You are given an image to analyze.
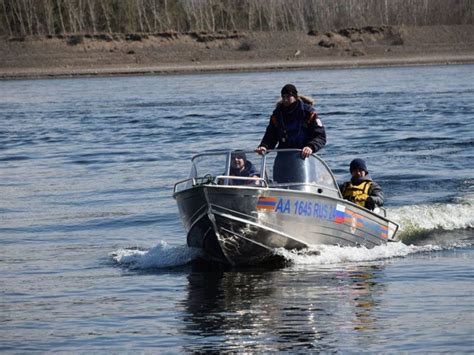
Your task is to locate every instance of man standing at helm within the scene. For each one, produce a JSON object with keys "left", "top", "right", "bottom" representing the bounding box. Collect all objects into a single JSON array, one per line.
[{"left": 256, "top": 84, "right": 326, "bottom": 158}]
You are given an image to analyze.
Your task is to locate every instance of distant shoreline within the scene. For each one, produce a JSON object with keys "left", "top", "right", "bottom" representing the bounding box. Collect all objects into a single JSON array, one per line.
[
  {"left": 0, "top": 56, "right": 474, "bottom": 80},
  {"left": 2, "top": 55, "right": 474, "bottom": 80},
  {"left": 2, "top": 25, "right": 473, "bottom": 80}
]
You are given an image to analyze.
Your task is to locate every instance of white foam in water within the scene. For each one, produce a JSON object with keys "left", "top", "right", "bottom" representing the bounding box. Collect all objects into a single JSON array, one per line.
[
  {"left": 112, "top": 241, "right": 202, "bottom": 269},
  {"left": 390, "top": 203, "right": 473, "bottom": 233},
  {"left": 112, "top": 200, "right": 472, "bottom": 269},
  {"left": 276, "top": 199, "right": 473, "bottom": 266},
  {"left": 455, "top": 189, "right": 474, "bottom": 205},
  {"left": 275, "top": 242, "right": 442, "bottom": 266}
]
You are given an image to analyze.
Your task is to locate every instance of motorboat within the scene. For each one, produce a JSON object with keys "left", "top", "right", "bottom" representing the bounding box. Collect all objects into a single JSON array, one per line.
[{"left": 173, "top": 149, "right": 399, "bottom": 266}]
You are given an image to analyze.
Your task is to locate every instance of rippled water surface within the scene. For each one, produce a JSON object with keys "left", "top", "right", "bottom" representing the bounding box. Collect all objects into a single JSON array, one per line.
[{"left": 1, "top": 65, "right": 473, "bottom": 352}]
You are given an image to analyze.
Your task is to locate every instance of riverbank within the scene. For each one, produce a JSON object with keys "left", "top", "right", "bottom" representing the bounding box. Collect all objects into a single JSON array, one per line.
[{"left": 1, "top": 25, "right": 473, "bottom": 79}]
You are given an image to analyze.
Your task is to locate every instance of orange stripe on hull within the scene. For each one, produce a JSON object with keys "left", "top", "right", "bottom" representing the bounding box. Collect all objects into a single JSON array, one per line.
[{"left": 257, "top": 205, "right": 275, "bottom": 210}]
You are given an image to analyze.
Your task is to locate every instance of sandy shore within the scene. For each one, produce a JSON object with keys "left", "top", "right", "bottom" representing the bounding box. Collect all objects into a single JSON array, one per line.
[
  {"left": 2, "top": 54, "right": 473, "bottom": 80},
  {"left": 1, "top": 25, "right": 473, "bottom": 79}
]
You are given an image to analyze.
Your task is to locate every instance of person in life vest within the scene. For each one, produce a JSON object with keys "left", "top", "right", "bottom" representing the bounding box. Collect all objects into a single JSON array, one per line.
[
  {"left": 340, "top": 158, "right": 384, "bottom": 210},
  {"left": 256, "top": 84, "right": 326, "bottom": 158},
  {"left": 229, "top": 151, "right": 259, "bottom": 185}
]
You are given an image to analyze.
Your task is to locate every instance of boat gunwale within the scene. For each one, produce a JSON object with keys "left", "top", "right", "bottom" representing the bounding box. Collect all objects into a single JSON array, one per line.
[{"left": 175, "top": 183, "right": 399, "bottom": 240}]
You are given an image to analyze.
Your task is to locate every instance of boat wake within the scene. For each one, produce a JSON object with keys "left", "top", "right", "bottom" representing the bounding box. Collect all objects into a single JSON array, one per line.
[
  {"left": 275, "top": 196, "right": 473, "bottom": 265},
  {"left": 111, "top": 241, "right": 202, "bottom": 270},
  {"left": 388, "top": 199, "right": 473, "bottom": 245},
  {"left": 111, "top": 200, "right": 472, "bottom": 270}
]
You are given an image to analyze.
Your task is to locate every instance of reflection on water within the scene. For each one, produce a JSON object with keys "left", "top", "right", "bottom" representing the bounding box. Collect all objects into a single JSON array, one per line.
[
  {"left": 1, "top": 65, "right": 473, "bottom": 352},
  {"left": 180, "top": 262, "right": 385, "bottom": 352}
]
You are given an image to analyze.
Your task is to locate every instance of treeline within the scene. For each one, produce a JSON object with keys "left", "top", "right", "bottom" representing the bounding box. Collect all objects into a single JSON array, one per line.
[{"left": 1, "top": 0, "right": 473, "bottom": 37}]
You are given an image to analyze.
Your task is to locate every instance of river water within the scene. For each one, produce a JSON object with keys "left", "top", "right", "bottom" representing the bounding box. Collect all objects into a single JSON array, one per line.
[{"left": 1, "top": 65, "right": 473, "bottom": 352}]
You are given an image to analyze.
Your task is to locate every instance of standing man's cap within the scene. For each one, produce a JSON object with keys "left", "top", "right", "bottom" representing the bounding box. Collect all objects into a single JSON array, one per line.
[
  {"left": 350, "top": 158, "right": 368, "bottom": 173},
  {"left": 281, "top": 84, "right": 298, "bottom": 97}
]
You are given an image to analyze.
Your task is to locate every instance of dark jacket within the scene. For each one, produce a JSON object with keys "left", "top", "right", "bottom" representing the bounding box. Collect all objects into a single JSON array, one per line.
[
  {"left": 230, "top": 160, "right": 258, "bottom": 185},
  {"left": 340, "top": 175, "right": 384, "bottom": 210},
  {"left": 259, "top": 98, "right": 326, "bottom": 153}
]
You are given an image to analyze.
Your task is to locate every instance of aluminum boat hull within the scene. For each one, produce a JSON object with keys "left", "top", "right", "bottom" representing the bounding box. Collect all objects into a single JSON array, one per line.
[
  {"left": 173, "top": 150, "right": 398, "bottom": 266},
  {"left": 175, "top": 185, "right": 394, "bottom": 265}
]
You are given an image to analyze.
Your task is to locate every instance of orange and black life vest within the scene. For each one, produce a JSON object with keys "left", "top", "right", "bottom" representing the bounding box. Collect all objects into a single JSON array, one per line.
[{"left": 342, "top": 181, "right": 373, "bottom": 206}]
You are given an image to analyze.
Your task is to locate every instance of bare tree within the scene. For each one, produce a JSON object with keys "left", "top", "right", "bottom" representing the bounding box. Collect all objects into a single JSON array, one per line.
[
  {"left": 1, "top": 0, "right": 13, "bottom": 36},
  {"left": 0, "top": 0, "right": 473, "bottom": 36},
  {"left": 100, "top": 0, "right": 112, "bottom": 33}
]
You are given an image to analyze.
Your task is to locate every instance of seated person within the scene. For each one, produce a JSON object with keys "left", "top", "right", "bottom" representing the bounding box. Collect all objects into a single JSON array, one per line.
[
  {"left": 340, "top": 158, "right": 384, "bottom": 210},
  {"left": 229, "top": 151, "right": 259, "bottom": 185}
]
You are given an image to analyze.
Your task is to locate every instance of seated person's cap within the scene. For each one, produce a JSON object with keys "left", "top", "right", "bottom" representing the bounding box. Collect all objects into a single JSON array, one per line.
[
  {"left": 231, "top": 150, "right": 246, "bottom": 160},
  {"left": 281, "top": 84, "right": 298, "bottom": 97},
  {"left": 350, "top": 158, "right": 368, "bottom": 173}
]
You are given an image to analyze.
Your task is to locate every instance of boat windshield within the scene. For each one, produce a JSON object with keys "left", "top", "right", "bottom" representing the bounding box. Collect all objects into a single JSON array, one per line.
[
  {"left": 188, "top": 150, "right": 263, "bottom": 187},
  {"left": 184, "top": 149, "right": 339, "bottom": 195},
  {"left": 263, "top": 150, "right": 339, "bottom": 193}
]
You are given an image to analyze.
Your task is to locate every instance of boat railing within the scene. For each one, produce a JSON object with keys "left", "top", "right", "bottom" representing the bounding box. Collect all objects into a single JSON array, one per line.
[
  {"left": 174, "top": 177, "right": 197, "bottom": 194},
  {"left": 173, "top": 175, "right": 269, "bottom": 194},
  {"left": 374, "top": 206, "right": 387, "bottom": 218},
  {"left": 215, "top": 175, "right": 268, "bottom": 188},
  {"left": 175, "top": 149, "right": 342, "bottom": 197},
  {"left": 267, "top": 181, "right": 340, "bottom": 195}
]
